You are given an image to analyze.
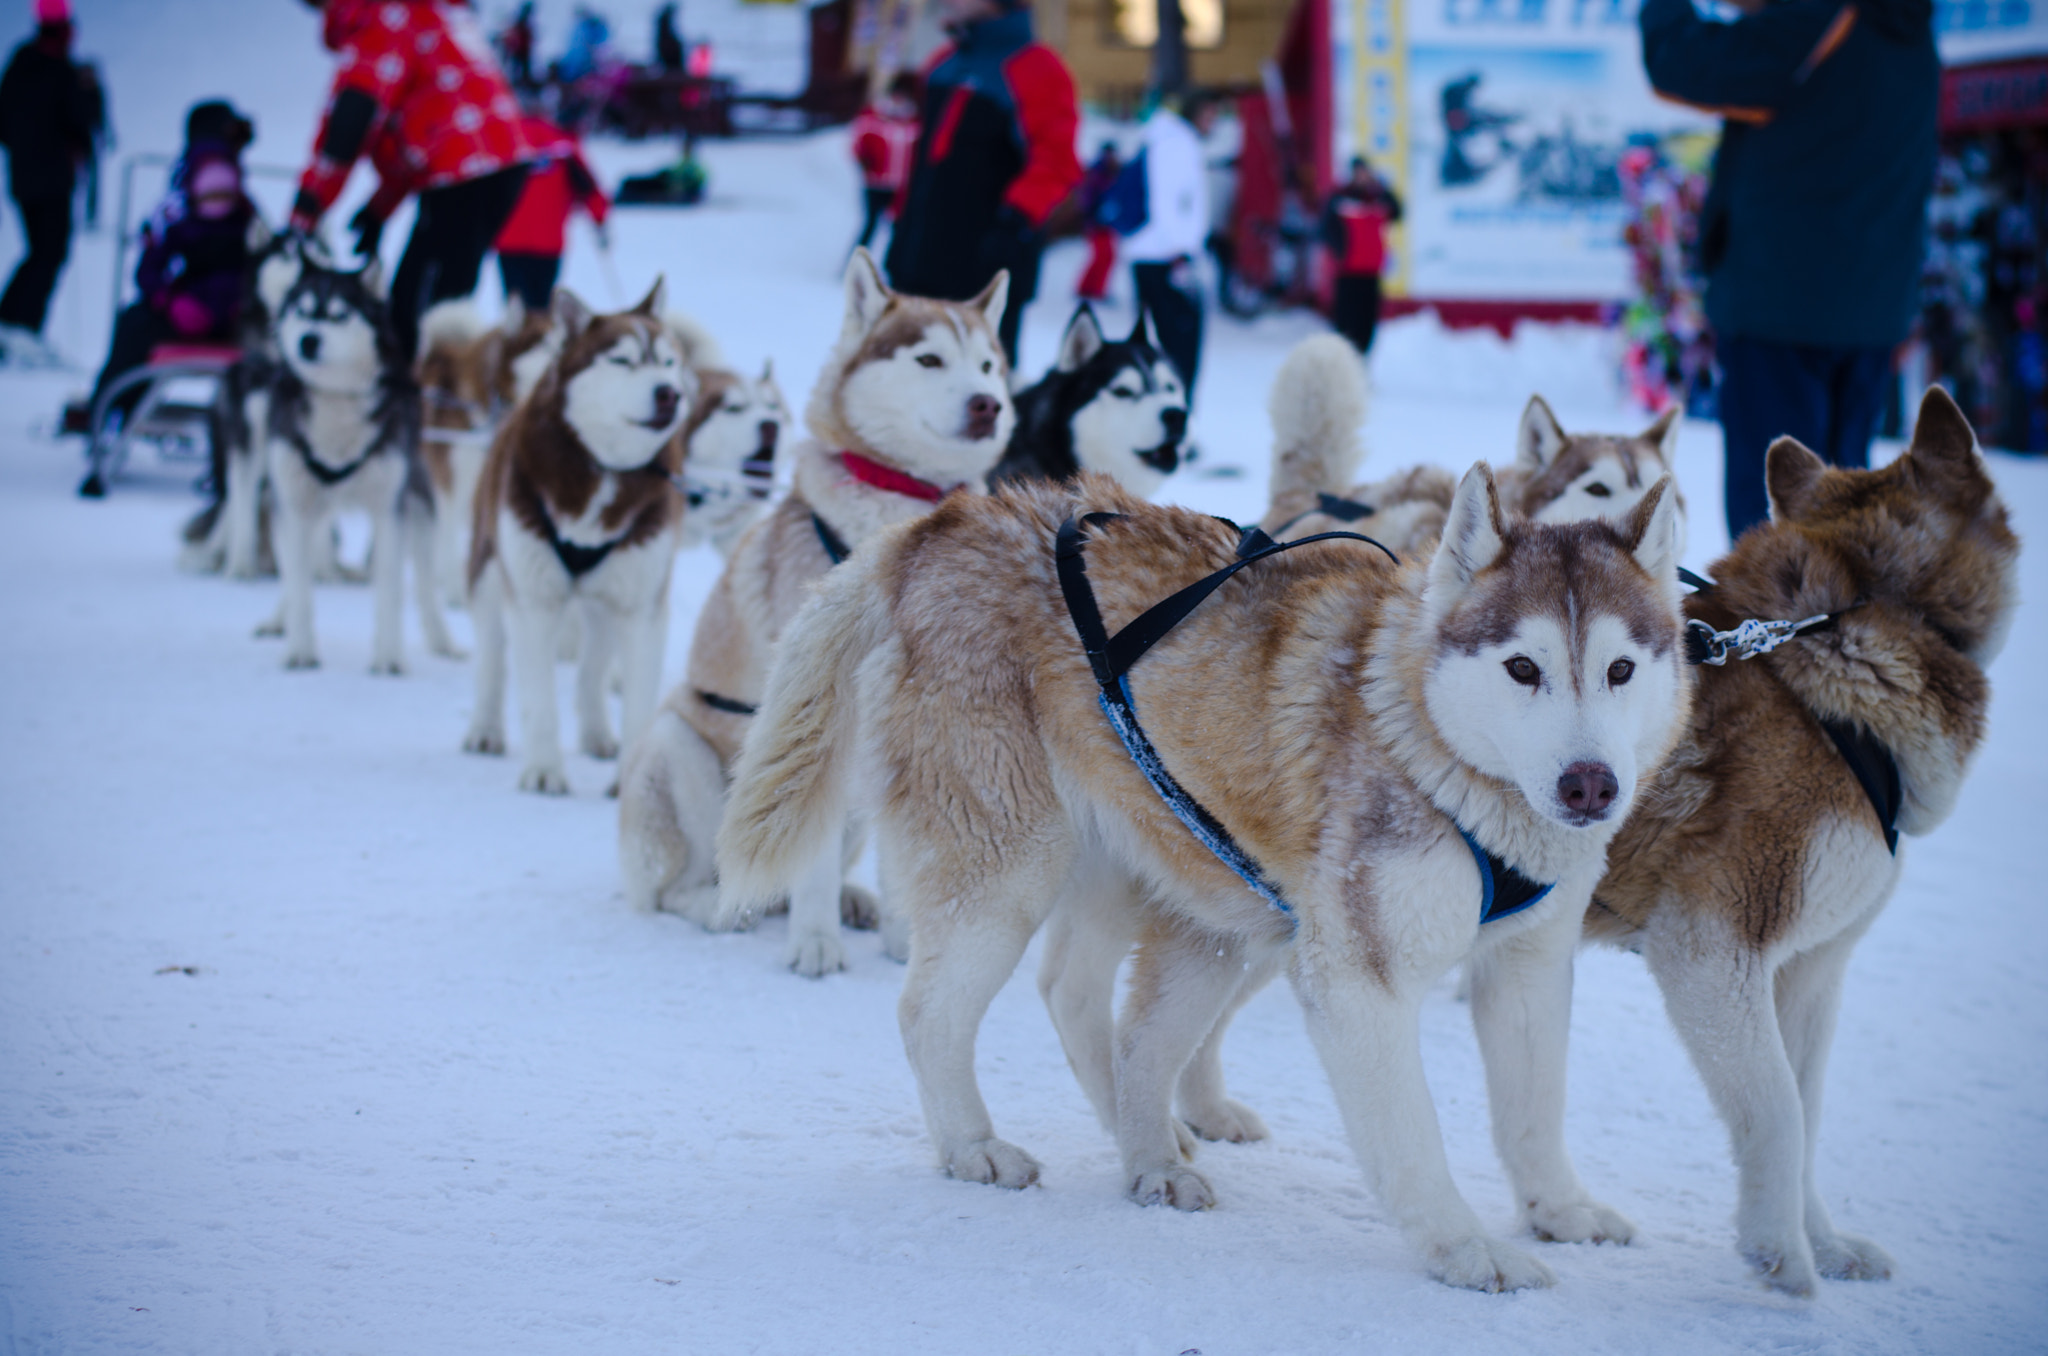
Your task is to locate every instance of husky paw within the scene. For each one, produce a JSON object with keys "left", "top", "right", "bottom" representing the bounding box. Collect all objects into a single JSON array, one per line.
[
  {"left": 579, "top": 729, "right": 620, "bottom": 760},
  {"left": 428, "top": 638, "right": 468, "bottom": 661},
  {"left": 657, "top": 883, "right": 724, "bottom": 926},
  {"left": 839, "top": 884, "right": 881, "bottom": 931},
  {"left": 368, "top": 657, "right": 406, "bottom": 677},
  {"left": 946, "top": 1139, "right": 1041, "bottom": 1189},
  {"left": 785, "top": 928, "right": 845, "bottom": 978},
  {"left": 1128, "top": 1164, "right": 1216, "bottom": 1211},
  {"left": 1742, "top": 1238, "right": 1819, "bottom": 1297},
  {"left": 226, "top": 557, "right": 261, "bottom": 581},
  {"left": 1527, "top": 1196, "right": 1636, "bottom": 1245},
  {"left": 518, "top": 764, "right": 570, "bottom": 795},
  {"left": 1180, "top": 1098, "right": 1270, "bottom": 1145},
  {"left": 880, "top": 912, "right": 911, "bottom": 964},
  {"left": 283, "top": 652, "right": 319, "bottom": 670},
  {"left": 1430, "top": 1236, "right": 1556, "bottom": 1293},
  {"left": 253, "top": 617, "right": 284, "bottom": 639},
  {"left": 463, "top": 727, "right": 506, "bottom": 756},
  {"left": 1813, "top": 1231, "right": 1893, "bottom": 1282},
  {"left": 1170, "top": 1120, "right": 1201, "bottom": 1161}
]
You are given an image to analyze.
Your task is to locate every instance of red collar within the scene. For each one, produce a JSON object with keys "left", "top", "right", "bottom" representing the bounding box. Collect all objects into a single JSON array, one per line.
[{"left": 839, "top": 450, "right": 950, "bottom": 503}]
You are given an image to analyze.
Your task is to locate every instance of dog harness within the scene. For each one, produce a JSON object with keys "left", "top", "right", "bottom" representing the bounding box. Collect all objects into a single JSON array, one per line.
[
  {"left": 1055, "top": 512, "right": 1555, "bottom": 928},
  {"left": 1678, "top": 569, "right": 1900, "bottom": 853},
  {"left": 1270, "top": 492, "right": 1377, "bottom": 538}
]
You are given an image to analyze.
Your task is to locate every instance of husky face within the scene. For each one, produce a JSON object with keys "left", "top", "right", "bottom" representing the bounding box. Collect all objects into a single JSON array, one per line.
[
  {"left": 1423, "top": 465, "right": 1685, "bottom": 830},
  {"left": 553, "top": 280, "right": 695, "bottom": 472},
  {"left": 687, "top": 361, "right": 789, "bottom": 499},
  {"left": 272, "top": 256, "right": 391, "bottom": 395},
  {"left": 1515, "top": 397, "right": 1686, "bottom": 555},
  {"left": 832, "top": 250, "right": 1014, "bottom": 487},
  {"left": 1052, "top": 306, "right": 1188, "bottom": 496}
]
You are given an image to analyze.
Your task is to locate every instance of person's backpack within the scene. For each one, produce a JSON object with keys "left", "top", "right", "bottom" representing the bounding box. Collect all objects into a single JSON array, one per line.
[{"left": 1098, "top": 149, "right": 1149, "bottom": 237}]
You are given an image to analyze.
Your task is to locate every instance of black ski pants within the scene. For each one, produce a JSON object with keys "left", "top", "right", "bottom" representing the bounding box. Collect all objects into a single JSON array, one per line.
[
  {"left": 1332, "top": 273, "right": 1383, "bottom": 355},
  {"left": 1132, "top": 258, "right": 1204, "bottom": 399},
  {"left": 497, "top": 251, "right": 561, "bottom": 315},
  {"left": 0, "top": 192, "right": 72, "bottom": 334},
  {"left": 391, "top": 165, "right": 529, "bottom": 362}
]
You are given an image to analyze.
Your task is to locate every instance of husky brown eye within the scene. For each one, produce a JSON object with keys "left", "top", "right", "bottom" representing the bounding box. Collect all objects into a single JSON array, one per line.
[
  {"left": 1584, "top": 483, "right": 1612, "bottom": 498},
  {"left": 916, "top": 354, "right": 943, "bottom": 369},
  {"left": 1505, "top": 656, "right": 1540, "bottom": 686},
  {"left": 1608, "top": 658, "right": 1635, "bottom": 686},
  {"left": 981, "top": 360, "right": 993, "bottom": 374}
]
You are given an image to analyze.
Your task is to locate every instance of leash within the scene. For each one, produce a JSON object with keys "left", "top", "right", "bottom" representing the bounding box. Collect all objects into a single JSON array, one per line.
[
  {"left": 1056, "top": 512, "right": 1541, "bottom": 927},
  {"left": 1678, "top": 568, "right": 1899, "bottom": 853},
  {"left": 1270, "top": 492, "right": 1376, "bottom": 538}
]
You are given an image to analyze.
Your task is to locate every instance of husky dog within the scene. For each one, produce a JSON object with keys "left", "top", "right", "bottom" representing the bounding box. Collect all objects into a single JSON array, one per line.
[
  {"left": 1586, "top": 388, "right": 2018, "bottom": 1295},
  {"left": 250, "top": 248, "right": 456, "bottom": 670},
  {"left": 674, "top": 361, "right": 790, "bottom": 557},
  {"left": 715, "top": 462, "right": 1688, "bottom": 1290},
  {"left": 415, "top": 298, "right": 563, "bottom": 606},
  {"left": 616, "top": 249, "right": 1013, "bottom": 974},
  {"left": 989, "top": 305, "right": 1187, "bottom": 496},
  {"left": 1501, "top": 395, "right": 1685, "bottom": 544},
  {"left": 462, "top": 281, "right": 694, "bottom": 794}
]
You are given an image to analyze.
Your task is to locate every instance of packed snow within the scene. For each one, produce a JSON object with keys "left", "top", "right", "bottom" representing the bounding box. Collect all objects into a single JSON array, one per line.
[{"left": 3, "top": 4, "right": 2047, "bottom": 1352}]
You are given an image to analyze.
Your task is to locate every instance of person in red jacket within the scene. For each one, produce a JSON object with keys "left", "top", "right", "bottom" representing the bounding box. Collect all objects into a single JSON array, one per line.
[
  {"left": 883, "top": 0, "right": 1080, "bottom": 366},
  {"left": 494, "top": 115, "right": 610, "bottom": 313},
  {"left": 848, "top": 74, "right": 918, "bottom": 254},
  {"left": 290, "top": 0, "right": 531, "bottom": 361},
  {"left": 1319, "top": 156, "right": 1403, "bottom": 355}
]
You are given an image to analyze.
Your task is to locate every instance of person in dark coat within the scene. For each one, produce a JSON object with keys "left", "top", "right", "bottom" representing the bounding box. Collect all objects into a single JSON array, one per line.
[
  {"left": 655, "top": 4, "right": 685, "bottom": 71},
  {"left": 1640, "top": 0, "right": 1938, "bottom": 538},
  {"left": 0, "top": 5, "right": 96, "bottom": 349},
  {"left": 1320, "top": 156, "right": 1403, "bottom": 355},
  {"left": 882, "top": 0, "right": 1080, "bottom": 366}
]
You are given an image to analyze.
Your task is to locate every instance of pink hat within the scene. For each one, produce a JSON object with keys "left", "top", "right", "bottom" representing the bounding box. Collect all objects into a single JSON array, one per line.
[{"left": 34, "top": 0, "right": 71, "bottom": 23}]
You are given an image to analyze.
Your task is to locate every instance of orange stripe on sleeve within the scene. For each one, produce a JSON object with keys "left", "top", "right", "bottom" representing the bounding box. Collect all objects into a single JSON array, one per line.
[{"left": 1796, "top": 5, "right": 1858, "bottom": 83}]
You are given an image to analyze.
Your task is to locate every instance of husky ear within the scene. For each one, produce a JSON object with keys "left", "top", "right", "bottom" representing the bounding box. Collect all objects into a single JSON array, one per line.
[
  {"left": 1764, "top": 436, "right": 1827, "bottom": 523},
  {"left": 1516, "top": 395, "right": 1567, "bottom": 472},
  {"left": 635, "top": 275, "right": 667, "bottom": 317},
  {"left": 842, "top": 247, "right": 894, "bottom": 340},
  {"left": 1131, "top": 304, "right": 1162, "bottom": 352},
  {"left": 1057, "top": 305, "right": 1104, "bottom": 372},
  {"left": 257, "top": 247, "right": 298, "bottom": 316},
  {"left": 503, "top": 292, "right": 527, "bottom": 332},
  {"left": 1905, "top": 384, "right": 1990, "bottom": 507},
  {"left": 759, "top": 357, "right": 773, "bottom": 382},
  {"left": 553, "top": 287, "right": 595, "bottom": 338},
  {"left": 971, "top": 268, "right": 1010, "bottom": 332},
  {"left": 1621, "top": 474, "right": 1680, "bottom": 584},
  {"left": 1642, "top": 405, "right": 1681, "bottom": 468},
  {"left": 1428, "top": 463, "right": 1509, "bottom": 606},
  {"left": 356, "top": 257, "right": 386, "bottom": 300}
]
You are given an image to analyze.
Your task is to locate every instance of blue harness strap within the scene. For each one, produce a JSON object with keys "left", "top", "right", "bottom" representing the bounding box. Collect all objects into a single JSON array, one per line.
[{"left": 1457, "top": 826, "right": 1554, "bottom": 925}]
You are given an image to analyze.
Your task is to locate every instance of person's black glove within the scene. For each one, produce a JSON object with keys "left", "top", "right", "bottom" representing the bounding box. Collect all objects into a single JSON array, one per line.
[
  {"left": 980, "top": 205, "right": 1041, "bottom": 279},
  {"left": 347, "top": 203, "right": 385, "bottom": 260}
]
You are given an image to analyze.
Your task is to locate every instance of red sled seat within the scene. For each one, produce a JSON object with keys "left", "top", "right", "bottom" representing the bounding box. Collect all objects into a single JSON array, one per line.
[{"left": 145, "top": 342, "right": 244, "bottom": 367}]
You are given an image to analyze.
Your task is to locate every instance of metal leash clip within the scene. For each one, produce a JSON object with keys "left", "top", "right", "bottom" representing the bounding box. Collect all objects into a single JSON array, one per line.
[{"left": 1683, "top": 614, "right": 1833, "bottom": 666}]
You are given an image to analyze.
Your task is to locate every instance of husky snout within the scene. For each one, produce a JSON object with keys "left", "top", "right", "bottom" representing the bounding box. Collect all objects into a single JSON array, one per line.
[
  {"left": 298, "top": 331, "right": 322, "bottom": 363},
  {"left": 963, "top": 394, "right": 1002, "bottom": 441},
  {"left": 1557, "top": 761, "right": 1619, "bottom": 822},
  {"left": 645, "top": 384, "right": 683, "bottom": 428}
]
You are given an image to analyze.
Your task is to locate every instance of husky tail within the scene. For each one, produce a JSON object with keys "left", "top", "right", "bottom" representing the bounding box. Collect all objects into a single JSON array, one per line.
[
  {"left": 1261, "top": 334, "right": 1369, "bottom": 529},
  {"left": 712, "top": 549, "right": 895, "bottom": 932}
]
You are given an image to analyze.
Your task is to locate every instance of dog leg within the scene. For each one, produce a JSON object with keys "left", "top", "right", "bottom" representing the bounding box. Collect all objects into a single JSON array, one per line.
[
  {"left": 1035, "top": 859, "right": 1139, "bottom": 1133},
  {"left": 223, "top": 442, "right": 264, "bottom": 579},
  {"left": 575, "top": 601, "right": 622, "bottom": 759},
  {"left": 1469, "top": 901, "right": 1634, "bottom": 1246},
  {"left": 1175, "top": 948, "right": 1281, "bottom": 1145},
  {"left": 897, "top": 879, "right": 1050, "bottom": 1187},
  {"left": 462, "top": 565, "right": 510, "bottom": 755},
  {"left": 1775, "top": 916, "right": 1892, "bottom": 1283},
  {"left": 617, "top": 603, "right": 665, "bottom": 756},
  {"left": 871, "top": 835, "right": 910, "bottom": 962},
  {"left": 1119, "top": 923, "right": 1286, "bottom": 1210},
  {"left": 1292, "top": 944, "right": 1555, "bottom": 1292},
  {"left": 367, "top": 501, "right": 407, "bottom": 675},
  {"left": 274, "top": 495, "right": 320, "bottom": 670},
  {"left": 784, "top": 834, "right": 849, "bottom": 976},
  {"left": 512, "top": 593, "right": 570, "bottom": 793},
  {"left": 1646, "top": 922, "right": 1817, "bottom": 1295},
  {"left": 408, "top": 500, "right": 465, "bottom": 659},
  {"left": 617, "top": 709, "right": 724, "bottom": 918}
]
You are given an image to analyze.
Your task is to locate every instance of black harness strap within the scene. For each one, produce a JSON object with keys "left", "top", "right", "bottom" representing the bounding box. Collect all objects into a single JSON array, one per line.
[
  {"left": 291, "top": 432, "right": 376, "bottom": 486},
  {"left": 1058, "top": 512, "right": 1457, "bottom": 923},
  {"left": 542, "top": 519, "right": 620, "bottom": 579},
  {"left": 813, "top": 512, "right": 851, "bottom": 565},
  {"left": 696, "top": 689, "right": 759, "bottom": 717},
  {"left": 1272, "top": 492, "right": 1376, "bottom": 538}
]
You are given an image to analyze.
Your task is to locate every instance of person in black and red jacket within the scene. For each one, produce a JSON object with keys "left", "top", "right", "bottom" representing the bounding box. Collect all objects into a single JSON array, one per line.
[
  {"left": 1319, "top": 156, "right": 1403, "bottom": 356},
  {"left": 882, "top": 0, "right": 1080, "bottom": 366}
]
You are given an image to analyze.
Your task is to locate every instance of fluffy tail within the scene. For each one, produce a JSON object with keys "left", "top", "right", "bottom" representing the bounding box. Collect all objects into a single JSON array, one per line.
[
  {"left": 1263, "top": 334, "right": 1370, "bottom": 524},
  {"left": 711, "top": 550, "right": 895, "bottom": 927},
  {"left": 664, "top": 309, "right": 725, "bottom": 372},
  {"left": 419, "top": 300, "right": 487, "bottom": 358}
]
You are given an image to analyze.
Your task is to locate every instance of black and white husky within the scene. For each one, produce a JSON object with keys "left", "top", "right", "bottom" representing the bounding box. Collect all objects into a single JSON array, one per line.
[
  {"left": 246, "top": 244, "right": 453, "bottom": 670},
  {"left": 989, "top": 305, "right": 1187, "bottom": 497}
]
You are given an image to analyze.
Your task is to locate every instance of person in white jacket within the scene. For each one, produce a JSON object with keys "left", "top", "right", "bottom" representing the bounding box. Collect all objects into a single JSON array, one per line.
[{"left": 1122, "top": 94, "right": 1215, "bottom": 399}]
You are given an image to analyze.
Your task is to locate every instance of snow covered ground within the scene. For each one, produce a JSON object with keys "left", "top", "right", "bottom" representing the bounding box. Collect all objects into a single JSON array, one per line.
[{"left": 4, "top": 5, "right": 2048, "bottom": 1352}]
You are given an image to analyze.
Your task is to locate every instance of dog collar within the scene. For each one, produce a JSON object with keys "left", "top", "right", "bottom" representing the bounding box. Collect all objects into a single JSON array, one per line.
[{"left": 839, "top": 450, "right": 950, "bottom": 503}]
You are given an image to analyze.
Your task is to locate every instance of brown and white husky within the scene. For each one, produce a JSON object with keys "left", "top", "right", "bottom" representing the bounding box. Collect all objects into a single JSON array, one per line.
[
  {"left": 616, "top": 249, "right": 1013, "bottom": 975},
  {"left": 461, "top": 281, "right": 693, "bottom": 794}
]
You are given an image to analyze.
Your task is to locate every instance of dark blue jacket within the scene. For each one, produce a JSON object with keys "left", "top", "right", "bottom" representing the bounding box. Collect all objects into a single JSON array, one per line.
[{"left": 1640, "top": 0, "right": 1937, "bottom": 349}]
